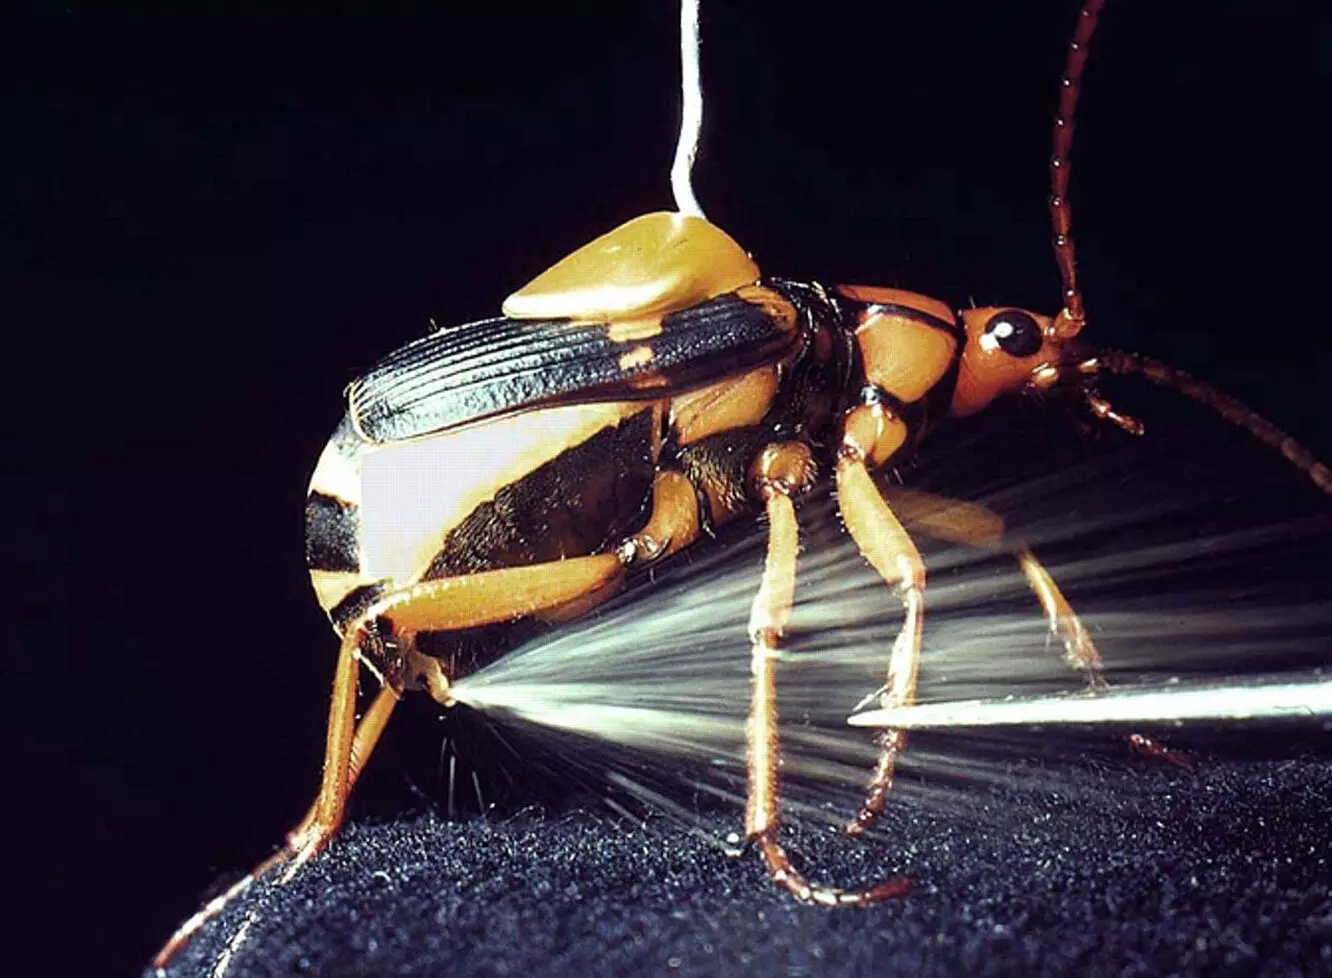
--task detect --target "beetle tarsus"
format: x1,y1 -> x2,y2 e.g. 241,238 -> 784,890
756,833 -> 912,907
851,684 -> 890,716
844,728 -> 906,837
151,869 -> 261,971
1127,733 -> 1195,770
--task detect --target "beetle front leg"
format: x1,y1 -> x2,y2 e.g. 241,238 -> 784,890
1014,548 -> 1189,767
873,486 -> 1105,680
876,485 -> 1190,768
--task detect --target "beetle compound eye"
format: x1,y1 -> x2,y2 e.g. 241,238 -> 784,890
981,310 -> 1043,358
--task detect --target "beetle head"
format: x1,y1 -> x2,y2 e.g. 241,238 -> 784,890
950,305 -> 1146,436
949,306 -> 1073,417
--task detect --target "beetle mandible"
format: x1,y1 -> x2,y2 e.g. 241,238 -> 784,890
155,0 -> 1332,965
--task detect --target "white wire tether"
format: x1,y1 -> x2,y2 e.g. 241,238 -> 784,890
671,0 -> 706,217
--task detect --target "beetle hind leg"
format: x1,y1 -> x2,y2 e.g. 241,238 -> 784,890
744,443 -> 910,905
151,642 -> 400,969
154,551 -> 627,969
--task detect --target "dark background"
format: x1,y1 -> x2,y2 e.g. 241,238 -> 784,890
7,2 -> 1330,976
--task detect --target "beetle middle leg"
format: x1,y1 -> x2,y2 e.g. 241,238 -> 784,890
834,443 -> 928,838
744,441 -> 910,904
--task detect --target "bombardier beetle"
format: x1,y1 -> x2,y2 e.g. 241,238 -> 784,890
155,0 -> 1332,966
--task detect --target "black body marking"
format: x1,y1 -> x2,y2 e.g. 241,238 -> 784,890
329,582 -> 389,634
425,408 -> 656,578
675,424 -> 778,525
926,342 -> 964,425
866,300 -> 965,339
305,492 -> 361,573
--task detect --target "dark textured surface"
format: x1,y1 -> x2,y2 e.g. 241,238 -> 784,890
154,756 -> 1332,977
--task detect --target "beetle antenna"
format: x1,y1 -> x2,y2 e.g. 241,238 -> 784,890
671,0 -> 706,217
1091,350 -> 1332,495
1048,0 -> 1107,340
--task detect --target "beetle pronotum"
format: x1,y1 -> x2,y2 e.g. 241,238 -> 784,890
155,0 -> 1331,966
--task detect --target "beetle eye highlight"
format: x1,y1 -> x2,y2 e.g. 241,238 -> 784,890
980,310 -> 1043,358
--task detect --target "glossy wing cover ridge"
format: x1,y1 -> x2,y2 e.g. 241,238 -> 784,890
348,287 -> 799,443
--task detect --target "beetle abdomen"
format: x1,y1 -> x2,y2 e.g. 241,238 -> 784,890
304,403 -> 658,640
